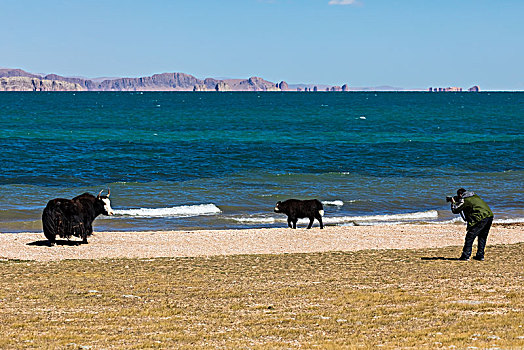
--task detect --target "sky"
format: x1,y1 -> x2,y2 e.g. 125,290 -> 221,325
1,0 -> 523,90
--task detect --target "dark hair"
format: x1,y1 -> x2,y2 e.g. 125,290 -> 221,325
457,188 -> 467,196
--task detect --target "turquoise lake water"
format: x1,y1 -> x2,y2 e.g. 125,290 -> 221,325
0,92 -> 522,232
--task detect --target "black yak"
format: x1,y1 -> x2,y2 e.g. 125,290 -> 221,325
274,199 -> 324,229
42,190 -> 114,245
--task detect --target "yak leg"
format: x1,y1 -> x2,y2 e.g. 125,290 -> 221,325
292,219 -> 297,229
287,218 -> 293,228
315,214 -> 324,229
307,217 -> 314,229
47,236 -> 56,246
79,221 -> 91,244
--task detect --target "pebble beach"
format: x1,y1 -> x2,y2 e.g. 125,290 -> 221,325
1,223 -> 522,262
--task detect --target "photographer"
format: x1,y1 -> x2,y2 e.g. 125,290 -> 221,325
449,188 -> 494,261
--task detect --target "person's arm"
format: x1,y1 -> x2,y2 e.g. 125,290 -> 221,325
451,199 -> 464,214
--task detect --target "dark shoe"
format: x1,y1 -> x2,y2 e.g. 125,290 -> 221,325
472,256 -> 484,261
458,256 -> 470,261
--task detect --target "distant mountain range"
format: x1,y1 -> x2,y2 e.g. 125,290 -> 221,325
0,68 -> 408,92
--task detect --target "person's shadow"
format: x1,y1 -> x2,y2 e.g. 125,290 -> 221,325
421,257 -> 460,261
27,240 -> 86,247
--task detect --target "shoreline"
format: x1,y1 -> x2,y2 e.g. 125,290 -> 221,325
1,223 -> 523,262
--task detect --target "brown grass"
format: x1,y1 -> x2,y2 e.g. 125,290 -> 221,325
0,243 -> 523,349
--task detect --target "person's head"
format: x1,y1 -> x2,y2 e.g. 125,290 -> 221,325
457,188 -> 467,197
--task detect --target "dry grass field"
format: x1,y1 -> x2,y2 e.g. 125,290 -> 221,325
1,243 -> 523,349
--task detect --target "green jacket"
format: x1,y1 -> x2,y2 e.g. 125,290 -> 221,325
451,191 -> 493,227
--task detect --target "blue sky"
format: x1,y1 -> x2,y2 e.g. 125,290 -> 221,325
1,0 -> 523,90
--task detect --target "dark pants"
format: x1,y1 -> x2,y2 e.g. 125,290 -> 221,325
461,216 -> 493,259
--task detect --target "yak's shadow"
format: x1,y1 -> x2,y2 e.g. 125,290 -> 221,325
27,240 -> 86,247
421,257 -> 460,261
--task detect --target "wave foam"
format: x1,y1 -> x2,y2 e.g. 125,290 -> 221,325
232,217 -> 276,224
439,217 -> 524,225
439,217 -> 465,224
341,221 -> 406,226
232,212 -> 524,227
494,217 -> 524,224
322,200 -> 344,206
323,210 -> 439,224
231,210 -> 439,226
114,204 -> 221,218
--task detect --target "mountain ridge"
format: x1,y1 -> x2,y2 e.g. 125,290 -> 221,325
0,68 -> 395,92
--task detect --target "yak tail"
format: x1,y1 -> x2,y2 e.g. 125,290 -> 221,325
42,206 -> 58,241
315,199 -> 324,216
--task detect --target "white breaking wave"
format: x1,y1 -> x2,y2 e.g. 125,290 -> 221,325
322,210 -> 439,224
226,211 -> 524,227
231,210 -> 439,226
233,217 -> 276,224
113,204 -> 221,218
340,221 -> 407,226
439,217 -> 466,224
494,217 -> 524,224
439,217 -> 524,225
322,200 -> 344,206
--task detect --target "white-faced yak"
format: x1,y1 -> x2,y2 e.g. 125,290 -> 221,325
274,199 -> 324,229
42,190 -> 114,245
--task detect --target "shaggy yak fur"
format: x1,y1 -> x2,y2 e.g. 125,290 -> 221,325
274,199 -> 324,229
42,192 -> 112,245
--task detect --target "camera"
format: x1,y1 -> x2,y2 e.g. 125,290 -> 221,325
446,195 -> 458,203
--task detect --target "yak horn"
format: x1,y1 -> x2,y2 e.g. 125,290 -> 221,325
98,189 -> 104,198
107,188 -> 111,197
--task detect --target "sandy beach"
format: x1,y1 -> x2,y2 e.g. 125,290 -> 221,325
1,223 -> 522,261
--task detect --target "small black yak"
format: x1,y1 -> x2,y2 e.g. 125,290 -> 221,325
42,190 -> 114,245
274,199 -> 324,229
